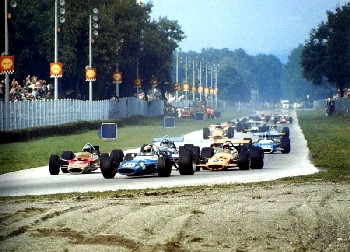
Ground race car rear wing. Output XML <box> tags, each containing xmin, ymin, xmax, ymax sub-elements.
<box><xmin>153</xmin><ymin>135</ymin><xmax>184</xmax><ymax>143</ymax></box>
<box><xmin>211</xmin><ymin>139</ymin><xmax>251</xmax><ymax>145</ymax></box>
<box><xmin>253</xmin><ymin>132</ymin><xmax>285</xmax><ymax>138</ymax></box>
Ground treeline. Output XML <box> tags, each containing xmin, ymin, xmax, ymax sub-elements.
<box><xmin>3</xmin><ymin>0</ymin><xmax>184</xmax><ymax>99</ymax></box>
<box><xmin>2</xmin><ymin>1</ymin><xmax>348</xmax><ymax>102</ymax></box>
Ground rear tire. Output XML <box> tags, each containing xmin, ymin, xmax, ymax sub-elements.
<box><xmin>236</xmin><ymin>122</ymin><xmax>242</xmax><ymax>132</ymax></box>
<box><xmin>49</xmin><ymin>155</ymin><xmax>60</xmax><ymax>175</ymax></box>
<box><xmin>250</xmin><ymin>147</ymin><xmax>264</xmax><ymax>169</ymax></box>
<box><xmin>280</xmin><ymin>138</ymin><xmax>291</xmax><ymax>154</ymax></box>
<box><xmin>203</xmin><ymin>127</ymin><xmax>210</xmax><ymax>139</ymax></box>
<box><xmin>178</xmin><ymin>149</ymin><xmax>195</xmax><ymax>175</ymax></box>
<box><xmin>227</xmin><ymin>127</ymin><xmax>234</xmax><ymax>138</ymax></box>
<box><xmin>157</xmin><ymin>156</ymin><xmax>172</xmax><ymax>177</ymax></box>
<box><xmin>100</xmin><ymin>153</ymin><xmax>115</xmax><ymax>179</ymax></box>
<box><xmin>281</xmin><ymin>127</ymin><xmax>290</xmax><ymax>138</ymax></box>
<box><xmin>110</xmin><ymin>149</ymin><xmax>124</xmax><ymax>169</ymax></box>
<box><xmin>238</xmin><ymin>150</ymin><xmax>250</xmax><ymax>170</ymax></box>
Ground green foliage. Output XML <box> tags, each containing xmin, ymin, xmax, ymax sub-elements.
<box><xmin>300</xmin><ymin>2</ymin><xmax>350</xmax><ymax>97</ymax></box>
<box><xmin>175</xmin><ymin>48</ymin><xmax>283</xmax><ymax>103</ymax></box>
<box><xmin>281</xmin><ymin>45</ymin><xmax>333</xmax><ymax>101</ymax></box>
<box><xmin>6</xmin><ymin>0</ymin><xmax>184</xmax><ymax>99</ymax></box>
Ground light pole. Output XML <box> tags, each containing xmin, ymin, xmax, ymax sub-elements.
<box><xmin>88</xmin><ymin>8</ymin><xmax>98</xmax><ymax>102</ymax></box>
<box><xmin>3</xmin><ymin>0</ymin><xmax>17</xmax><ymax>102</ymax></box>
<box><xmin>115</xmin><ymin>39</ymin><xmax>123</xmax><ymax>98</ymax></box>
<box><xmin>54</xmin><ymin>0</ymin><xmax>65</xmax><ymax>100</ymax></box>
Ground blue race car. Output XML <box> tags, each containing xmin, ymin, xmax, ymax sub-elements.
<box><xmin>253</xmin><ymin>126</ymin><xmax>290</xmax><ymax>154</ymax></box>
<box><xmin>100</xmin><ymin>135</ymin><xmax>197</xmax><ymax>178</ymax></box>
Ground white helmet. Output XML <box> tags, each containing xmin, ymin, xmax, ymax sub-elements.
<box><xmin>82</xmin><ymin>143</ymin><xmax>94</xmax><ymax>153</ymax></box>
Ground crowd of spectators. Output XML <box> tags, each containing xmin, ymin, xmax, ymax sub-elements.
<box><xmin>0</xmin><ymin>75</ymin><xmax>54</xmax><ymax>101</ymax></box>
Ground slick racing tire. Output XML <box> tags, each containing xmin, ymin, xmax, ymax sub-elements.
<box><xmin>238</xmin><ymin>150</ymin><xmax>250</xmax><ymax>170</ymax></box>
<box><xmin>110</xmin><ymin>149</ymin><xmax>124</xmax><ymax>169</ymax></box>
<box><xmin>235</xmin><ymin>122</ymin><xmax>242</xmax><ymax>132</ymax></box>
<box><xmin>203</xmin><ymin>127</ymin><xmax>210</xmax><ymax>139</ymax></box>
<box><xmin>200</xmin><ymin>147</ymin><xmax>214</xmax><ymax>170</ymax></box>
<box><xmin>280</xmin><ymin>137</ymin><xmax>291</xmax><ymax>154</ymax></box>
<box><xmin>49</xmin><ymin>154</ymin><xmax>60</xmax><ymax>175</ymax></box>
<box><xmin>250</xmin><ymin>146</ymin><xmax>264</xmax><ymax>169</ymax></box>
<box><xmin>157</xmin><ymin>156</ymin><xmax>172</xmax><ymax>177</ymax></box>
<box><xmin>281</xmin><ymin>127</ymin><xmax>290</xmax><ymax>138</ymax></box>
<box><xmin>100</xmin><ymin>153</ymin><xmax>115</xmax><ymax>179</ymax></box>
<box><xmin>60</xmin><ymin>151</ymin><xmax>74</xmax><ymax>173</ymax></box>
<box><xmin>178</xmin><ymin>149</ymin><xmax>195</xmax><ymax>175</ymax></box>
<box><xmin>227</xmin><ymin>126</ymin><xmax>234</xmax><ymax>138</ymax></box>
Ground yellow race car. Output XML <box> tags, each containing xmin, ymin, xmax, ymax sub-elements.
<box><xmin>203</xmin><ymin>123</ymin><xmax>234</xmax><ymax>139</ymax></box>
<box><xmin>197</xmin><ymin>139</ymin><xmax>264</xmax><ymax>171</ymax></box>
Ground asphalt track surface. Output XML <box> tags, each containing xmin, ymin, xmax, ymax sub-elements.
<box><xmin>0</xmin><ymin>111</ymin><xmax>318</xmax><ymax>196</ymax></box>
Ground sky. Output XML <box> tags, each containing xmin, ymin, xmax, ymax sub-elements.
<box><xmin>149</xmin><ymin>0</ymin><xmax>346</xmax><ymax>59</ymax></box>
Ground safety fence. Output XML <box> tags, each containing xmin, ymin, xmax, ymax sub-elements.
<box><xmin>0</xmin><ymin>97</ymin><xmax>164</xmax><ymax>132</ymax></box>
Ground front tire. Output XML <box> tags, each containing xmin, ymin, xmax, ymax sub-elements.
<box><xmin>49</xmin><ymin>155</ymin><xmax>60</xmax><ymax>175</ymax></box>
<box><xmin>157</xmin><ymin>156</ymin><xmax>172</xmax><ymax>177</ymax></box>
<box><xmin>100</xmin><ymin>153</ymin><xmax>115</xmax><ymax>179</ymax></box>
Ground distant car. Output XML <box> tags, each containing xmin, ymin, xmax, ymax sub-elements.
<box><xmin>179</xmin><ymin>107</ymin><xmax>194</xmax><ymax>118</ymax></box>
<box><xmin>197</xmin><ymin>139</ymin><xmax>264</xmax><ymax>171</ymax></box>
<box><xmin>100</xmin><ymin>135</ymin><xmax>198</xmax><ymax>178</ymax></box>
<box><xmin>203</xmin><ymin>123</ymin><xmax>234</xmax><ymax>139</ymax></box>
<box><xmin>274</xmin><ymin>115</ymin><xmax>293</xmax><ymax>124</ymax></box>
<box><xmin>49</xmin><ymin>143</ymin><xmax>103</xmax><ymax>175</ymax></box>
<box><xmin>253</xmin><ymin>127</ymin><xmax>291</xmax><ymax>154</ymax></box>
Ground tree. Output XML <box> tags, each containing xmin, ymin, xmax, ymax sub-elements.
<box><xmin>301</xmin><ymin>2</ymin><xmax>350</xmax><ymax>97</ymax></box>
<box><xmin>3</xmin><ymin>0</ymin><xmax>185</xmax><ymax>100</ymax></box>
<box><xmin>282</xmin><ymin>45</ymin><xmax>332</xmax><ymax>102</ymax></box>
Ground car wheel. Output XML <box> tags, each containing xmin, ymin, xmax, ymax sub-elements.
<box><xmin>227</xmin><ymin>126</ymin><xmax>234</xmax><ymax>138</ymax></box>
<box><xmin>281</xmin><ymin>127</ymin><xmax>290</xmax><ymax>138</ymax></box>
<box><xmin>178</xmin><ymin>149</ymin><xmax>195</xmax><ymax>175</ymax></box>
<box><xmin>203</xmin><ymin>127</ymin><xmax>210</xmax><ymax>139</ymax></box>
<box><xmin>49</xmin><ymin>155</ymin><xmax>60</xmax><ymax>175</ymax></box>
<box><xmin>100</xmin><ymin>153</ymin><xmax>115</xmax><ymax>178</ymax></box>
<box><xmin>280</xmin><ymin>138</ymin><xmax>291</xmax><ymax>154</ymax></box>
<box><xmin>238</xmin><ymin>150</ymin><xmax>250</xmax><ymax>170</ymax></box>
<box><xmin>236</xmin><ymin>122</ymin><xmax>242</xmax><ymax>132</ymax></box>
<box><xmin>110</xmin><ymin>149</ymin><xmax>124</xmax><ymax>169</ymax></box>
<box><xmin>157</xmin><ymin>156</ymin><xmax>172</xmax><ymax>177</ymax></box>
<box><xmin>250</xmin><ymin>147</ymin><xmax>264</xmax><ymax>169</ymax></box>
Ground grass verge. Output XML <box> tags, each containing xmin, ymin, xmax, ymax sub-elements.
<box><xmin>0</xmin><ymin>110</ymin><xmax>248</xmax><ymax>174</ymax></box>
<box><xmin>1</xmin><ymin>109</ymin><xmax>349</xmax><ymax>201</ymax></box>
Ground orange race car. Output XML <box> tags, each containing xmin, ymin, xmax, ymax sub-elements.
<box><xmin>197</xmin><ymin>139</ymin><xmax>264</xmax><ymax>171</ymax></box>
<box><xmin>203</xmin><ymin>123</ymin><xmax>234</xmax><ymax>139</ymax></box>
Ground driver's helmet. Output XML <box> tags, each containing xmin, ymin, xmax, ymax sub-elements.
<box><xmin>144</xmin><ymin>144</ymin><xmax>153</xmax><ymax>153</ymax></box>
<box><xmin>161</xmin><ymin>139</ymin><xmax>169</xmax><ymax>146</ymax></box>
<box><xmin>223</xmin><ymin>143</ymin><xmax>231</xmax><ymax>152</ymax></box>
<box><xmin>82</xmin><ymin>143</ymin><xmax>94</xmax><ymax>153</ymax></box>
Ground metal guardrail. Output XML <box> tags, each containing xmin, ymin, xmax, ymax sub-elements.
<box><xmin>0</xmin><ymin>97</ymin><xmax>164</xmax><ymax>132</ymax></box>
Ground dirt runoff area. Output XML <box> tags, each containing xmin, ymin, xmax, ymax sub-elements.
<box><xmin>0</xmin><ymin>182</ymin><xmax>349</xmax><ymax>252</ymax></box>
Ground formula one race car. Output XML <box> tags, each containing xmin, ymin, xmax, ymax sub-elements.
<box><xmin>49</xmin><ymin>143</ymin><xmax>103</xmax><ymax>175</ymax></box>
<box><xmin>100</xmin><ymin>135</ymin><xmax>199</xmax><ymax>178</ymax></box>
<box><xmin>273</xmin><ymin>114</ymin><xmax>293</xmax><ymax>124</ymax></box>
<box><xmin>197</xmin><ymin>139</ymin><xmax>264</xmax><ymax>171</ymax></box>
<box><xmin>253</xmin><ymin>126</ymin><xmax>291</xmax><ymax>154</ymax></box>
<box><xmin>203</xmin><ymin>123</ymin><xmax>234</xmax><ymax>139</ymax></box>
